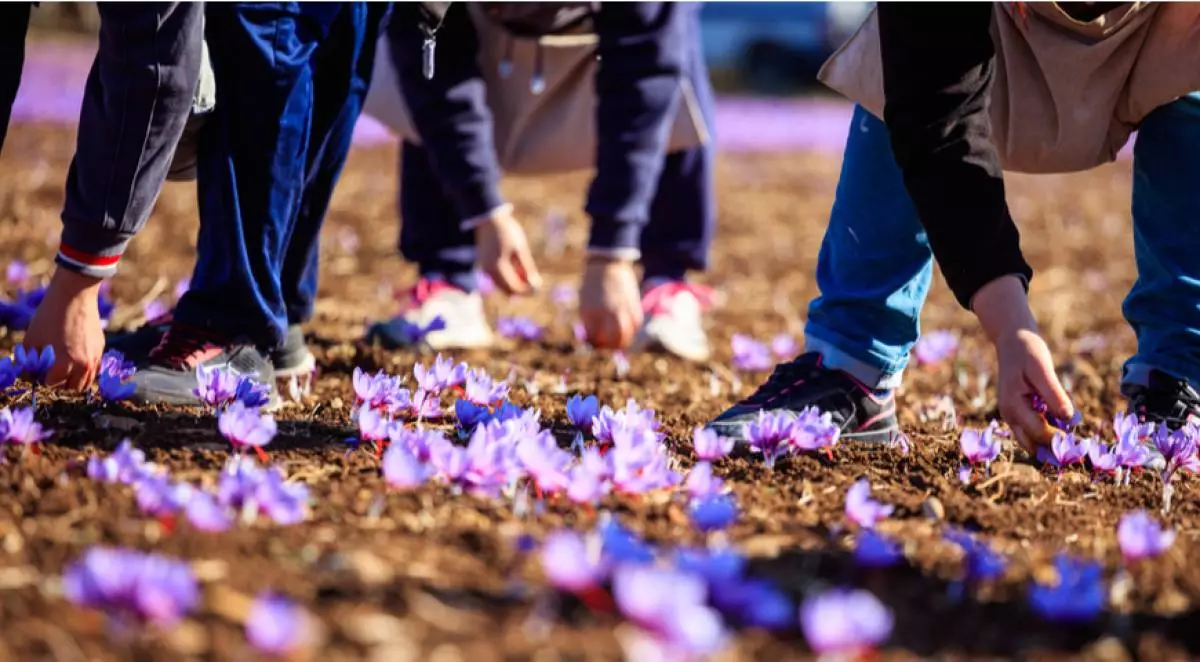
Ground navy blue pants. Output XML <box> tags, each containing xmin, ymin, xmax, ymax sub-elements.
<box><xmin>0</xmin><ymin>2</ymin><xmax>31</xmax><ymax>155</ymax></box>
<box><xmin>177</xmin><ymin>2</ymin><xmax>386</xmax><ymax>348</ymax></box>
<box><xmin>396</xmin><ymin>12</ymin><xmax>717</xmax><ymax>292</ymax></box>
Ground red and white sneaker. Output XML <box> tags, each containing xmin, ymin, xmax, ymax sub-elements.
<box><xmin>366</xmin><ymin>278</ymin><xmax>494</xmax><ymax>350</ymax></box>
<box><xmin>631</xmin><ymin>280</ymin><xmax>714</xmax><ymax>362</ymax></box>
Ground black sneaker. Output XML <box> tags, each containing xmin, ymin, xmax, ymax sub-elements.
<box><xmin>1121</xmin><ymin>369</ymin><xmax>1200</xmax><ymax>429</ymax></box>
<box><xmin>109</xmin><ymin>315</ymin><xmax>314</xmax><ymax>377</ymax></box>
<box><xmin>131</xmin><ymin>324</ymin><xmax>279</xmax><ymax>408</ymax></box>
<box><xmin>707</xmin><ymin>352</ymin><xmax>899</xmax><ymax>444</ymax></box>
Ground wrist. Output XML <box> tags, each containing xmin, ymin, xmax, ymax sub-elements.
<box><xmin>971</xmin><ymin>275</ymin><xmax>1037</xmax><ymax>343</ymax></box>
<box><xmin>48</xmin><ymin>265</ymin><xmax>103</xmax><ymax>296</ymax></box>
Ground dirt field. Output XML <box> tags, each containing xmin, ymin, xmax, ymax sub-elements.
<box><xmin>0</xmin><ymin>110</ymin><xmax>1194</xmax><ymax>662</ymax></box>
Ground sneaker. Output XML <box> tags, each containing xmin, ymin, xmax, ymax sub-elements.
<box><xmin>631</xmin><ymin>281</ymin><xmax>713</xmax><ymax>362</ymax></box>
<box><xmin>706</xmin><ymin>352</ymin><xmax>899</xmax><ymax>444</ymax></box>
<box><xmin>1121</xmin><ymin>369</ymin><xmax>1200</xmax><ymax>430</ymax></box>
<box><xmin>108</xmin><ymin>315</ymin><xmax>315</xmax><ymax>377</ymax></box>
<box><xmin>366</xmin><ymin>278</ymin><xmax>494</xmax><ymax>350</ymax></box>
<box><xmin>130</xmin><ymin>324</ymin><xmax>279</xmax><ymax>408</ymax></box>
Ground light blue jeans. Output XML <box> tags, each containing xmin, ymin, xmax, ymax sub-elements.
<box><xmin>805</xmin><ymin>94</ymin><xmax>1200</xmax><ymax>391</ymax></box>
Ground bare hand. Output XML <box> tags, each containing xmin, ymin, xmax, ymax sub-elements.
<box><xmin>579</xmin><ymin>257</ymin><xmax>643</xmax><ymax>349</ymax></box>
<box><xmin>972</xmin><ymin>275</ymin><xmax>1074</xmax><ymax>452</ymax></box>
<box><xmin>474</xmin><ymin>207</ymin><xmax>542</xmax><ymax>296</ymax></box>
<box><xmin>23</xmin><ymin>267</ymin><xmax>106</xmax><ymax>390</ymax></box>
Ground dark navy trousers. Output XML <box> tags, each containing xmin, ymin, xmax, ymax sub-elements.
<box><xmin>177</xmin><ymin>2</ymin><xmax>386</xmax><ymax>348</ymax></box>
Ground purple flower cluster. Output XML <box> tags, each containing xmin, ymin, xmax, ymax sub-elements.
<box><xmin>1117</xmin><ymin>510</ymin><xmax>1175</xmax><ymax>563</ymax></box>
<box><xmin>86</xmin><ymin>442</ymin><xmax>308</xmax><ymax>529</ymax></box>
<box><xmin>0</xmin><ymin>287</ymin><xmax>45</xmax><ymax>331</ymax></box>
<box><xmin>97</xmin><ymin>350</ymin><xmax>137</xmax><ymax>402</ymax></box>
<box><xmin>413</xmin><ymin>354</ymin><xmax>468</xmax><ymax>394</ymax></box>
<box><xmin>193</xmin><ymin>365</ymin><xmax>270</xmax><ymax>410</ymax></box>
<box><xmin>913</xmin><ymin>330</ymin><xmax>958</xmax><ymax>366</ymax></box>
<box><xmin>845</xmin><ymin>479</ymin><xmax>893</xmax><ymax>529</ymax></box>
<box><xmin>464</xmin><ymin>368</ymin><xmax>509</xmax><ymax>406</ymax></box>
<box><xmin>218</xmin><ymin>401</ymin><xmax>277</xmax><ymax>455</ymax></box>
<box><xmin>742</xmin><ymin>408</ymin><xmax>840</xmax><ymax>469</ymax></box>
<box><xmin>246</xmin><ymin>593</ymin><xmax>307</xmax><ymax>655</ymax></box>
<box><xmin>62</xmin><ymin>547</ymin><xmax>198</xmax><ymax>626</ymax></box>
<box><xmin>13</xmin><ymin>344</ymin><xmax>54</xmax><ymax>384</ymax></box>
<box><xmin>799</xmin><ymin>588</ymin><xmax>893</xmax><ymax>655</ymax></box>
<box><xmin>497</xmin><ymin>316</ymin><xmax>544</xmax><ymax>341</ymax></box>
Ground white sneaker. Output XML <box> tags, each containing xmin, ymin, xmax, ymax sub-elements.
<box><xmin>631</xmin><ymin>281</ymin><xmax>713</xmax><ymax>362</ymax></box>
<box><xmin>367</xmin><ymin>279</ymin><xmax>494</xmax><ymax>350</ymax></box>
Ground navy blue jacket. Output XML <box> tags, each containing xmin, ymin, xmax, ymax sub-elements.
<box><xmin>389</xmin><ymin>2</ymin><xmax>693</xmax><ymax>255</ymax></box>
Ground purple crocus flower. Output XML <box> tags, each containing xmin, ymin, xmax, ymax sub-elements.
<box><xmin>0</xmin><ymin>357</ymin><xmax>16</xmax><ymax>391</ymax></box>
<box><xmin>566</xmin><ymin>394</ymin><xmax>600</xmax><ymax>429</ymax></box>
<box><xmin>492</xmin><ymin>400</ymin><xmax>526</xmax><ymax>423</ymax></box>
<box><xmin>382</xmin><ymin>445</ymin><xmax>431</xmax><ymax>490</ymax></box>
<box><xmin>913</xmin><ymin>330</ymin><xmax>958</xmax><ymax>366</ymax></box>
<box><xmin>185</xmin><ymin>491</ymin><xmax>232</xmax><ymax>533</ymax></box>
<box><xmin>689</xmin><ymin>494</ymin><xmax>739</xmax><ymax>532</ymax></box>
<box><xmin>945</xmin><ymin>530</ymin><xmax>1007</xmax><ymax>582</ymax></box>
<box><xmin>674</xmin><ymin>548</ymin><xmax>746</xmax><ymax>584</ymax></box>
<box><xmin>1029</xmin><ymin>393</ymin><xmax>1082</xmax><ymax>433</ymax></box>
<box><xmin>62</xmin><ymin>547</ymin><xmax>199</xmax><ymax>627</ymax></box>
<box><xmin>1088</xmin><ymin>442</ymin><xmax>1119</xmax><ymax>476</ymax></box>
<box><xmin>0</xmin><ymin>406</ymin><xmax>51</xmax><ymax>446</ymax></box>
<box><xmin>133</xmin><ymin>473</ymin><xmax>192</xmax><ymax>517</ymax></box>
<box><xmin>408</xmin><ymin>389</ymin><xmax>442</xmax><ymax>420</ymax></box>
<box><xmin>541</xmin><ymin>531</ymin><xmax>606</xmax><ymax>592</ymax></box>
<box><xmin>567</xmin><ymin>447</ymin><xmax>612</xmax><ymax>504</ymax></box>
<box><xmin>692</xmin><ymin>427</ymin><xmax>733</xmax><ymax>461</ymax></box>
<box><xmin>352</xmin><ymin>368</ymin><xmax>400</xmax><ymax>411</ymax></box>
<box><xmin>497</xmin><ymin>316</ymin><xmax>544</xmax><ymax>341</ymax></box>
<box><xmin>790</xmin><ymin>406</ymin><xmax>841</xmax><ymax>454</ymax></box>
<box><xmin>464</xmin><ymin>369</ymin><xmax>508</xmax><ymax>406</ymax></box>
<box><xmin>1112</xmin><ymin>412</ymin><xmax>1152</xmax><ymax>471</ymax></box>
<box><xmin>234</xmin><ymin>377</ymin><xmax>271</xmax><ymax>409</ymax></box>
<box><xmin>742</xmin><ymin>410</ymin><xmax>797</xmax><ymax>469</ymax></box>
<box><xmin>1028</xmin><ymin>555</ymin><xmax>1104</xmax><ymax>623</ymax></box>
<box><xmin>246</xmin><ymin>593</ymin><xmax>305</xmax><ymax>656</ymax></box>
<box><xmin>454</xmin><ymin>399</ymin><xmax>492</xmax><ymax>429</ymax></box>
<box><xmin>413</xmin><ymin>354</ymin><xmax>468</xmax><ymax>393</ymax></box>
<box><xmin>731</xmin><ymin>334</ymin><xmax>772</xmax><ymax>372</ymax></box>
<box><xmin>87</xmin><ymin>440</ymin><xmax>150</xmax><ymax>484</ymax></box>
<box><xmin>13</xmin><ymin>344</ymin><xmax>54</xmax><ymax>383</ymax></box>
<box><xmin>1117</xmin><ymin>510</ymin><xmax>1175</xmax><ymax>563</ymax></box>
<box><xmin>960</xmin><ymin>421</ymin><xmax>1002</xmax><ymax>466</ymax></box>
<box><xmin>845</xmin><ymin>479</ymin><xmax>893</xmax><ymax>529</ymax></box>
<box><xmin>101</xmin><ymin>350</ymin><xmax>137</xmax><ymax>382</ymax></box>
<box><xmin>612</xmin><ymin>565</ymin><xmax>728</xmax><ymax>656</ymax></box>
<box><xmin>1154</xmin><ymin>424</ymin><xmax>1197</xmax><ymax>470</ymax></box>
<box><xmin>855</xmin><ymin>530</ymin><xmax>902</xmax><ymax>569</ymax></box>
<box><xmin>1037</xmin><ymin>432</ymin><xmax>1092</xmax><ymax>469</ymax></box>
<box><xmin>384</xmin><ymin>315</ymin><xmax>447</xmax><ymax>346</ymax></box>
<box><xmin>429</xmin><ymin>441</ymin><xmax>469</xmax><ymax>482</ymax></box>
<box><xmin>356</xmin><ymin>406</ymin><xmax>390</xmax><ymax>443</ymax></box>
<box><xmin>684</xmin><ymin>461</ymin><xmax>725</xmax><ymax>499</ymax></box>
<box><xmin>254</xmin><ymin>469</ymin><xmax>311</xmax><ymax>526</ymax></box>
<box><xmin>389</xmin><ymin>427</ymin><xmax>446</xmax><ymax>462</ymax></box>
<box><xmin>6</xmin><ymin>260</ymin><xmax>28</xmax><ymax>285</ymax></box>
<box><xmin>517</xmin><ymin>431</ymin><xmax>573</xmax><ymax>494</ymax></box>
<box><xmin>98</xmin><ymin>372</ymin><xmax>136</xmax><ymax>402</ymax></box>
<box><xmin>770</xmin><ymin>333</ymin><xmax>798</xmax><ymax>360</ymax></box>
<box><xmin>194</xmin><ymin>364</ymin><xmax>241</xmax><ymax>409</ymax></box>
<box><xmin>709</xmin><ymin>577</ymin><xmax>794</xmax><ymax>631</ymax></box>
<box><xmin>218</xmin><ymin>402</ymin><xmax>277</xmax><ymax>451</ymax></box>
<box><xmin>800</xmin><ymin>588</ymin><xmax>893</xmax><ymax>655</ymax></box>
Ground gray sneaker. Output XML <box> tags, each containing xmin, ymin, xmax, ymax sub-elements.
<box><xmin>130</xmin><ymin>324</ymin><xmax>279</xmax><ymax>409</ymax></box>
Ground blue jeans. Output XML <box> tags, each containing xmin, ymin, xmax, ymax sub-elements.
<box><xmin>177</xmin><ymin>2</ymin><xmax>386</xmax><ymax>348</ymax></box>
<box><xmin>806</xmin><ymin>95</ymin><xmax>1200</xmax><ymax>390</ymax></box>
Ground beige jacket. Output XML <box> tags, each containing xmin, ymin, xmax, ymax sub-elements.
<box><xmin>818</xmin><ymin>3</ymin><xmax>1200</xmax><ymax>173</ymax></box>
<box><xmin>364</xmin><ymin>5</ymin><xmax>708</xmax><ymax>176</ymax></box>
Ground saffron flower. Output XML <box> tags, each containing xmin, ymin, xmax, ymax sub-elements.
<box><xmin>383</xmin><ymin>315</ymin><xmax>446</xmax><ymax>346</ymax></box>
<box><xmin>800</xmin><ymin>588</ymin><xmax>893</xmax><ymax>655</ymax></box>
<box><xmin>101</xmin><ymin>350</ymin><xmax>137</xmax><ymax>381</ymax></box>
<box><xmin>185</xmin><ymin>491</ymin><xmax>232</xmax><ymax>533</ymax></box>
<box><xmin>845</xmin><ymin>479</ymin><xmax>893</xmax><ymax>529</ymax></box>
<box><xmin>854</xmin><ymin>530</ymin><xmax>902</xmax><ymax>568</ymax></box>
<box><xmin>87</xmin><ymin>440</ymin><xmax>150</xmax><ymax>484</ymax></box>
<box><xmin>218</xmin><ymin>402</ymin><xmax>277</xmax><ymax>453</ymax></box>
<box><xmin>710</xmin><ymin>577</ymin><xmax>794</xmax><ymax>631</ymax></box>
<box><xmin>945</xmin><ymin>530</ymin><xmax>1007</xmax><ymax>582</ymax></box>
<box><xmin>566</xmin><ymin>394</ymin><xmax>600</xmax><ymax>429</ymax></box>
<box><xmin>612</xmin><ymin>565</ymin><xmax>728</xmax><ymax>656</ymax></box>
<box><xmin>1117</xmin><ymin>510</ymin><xmax>1175</xmax><ymax>563</ymax></box>
<box><xmin>194</xmin><ymin>364</ymin><xmax>241</xmax><ymax>409</ymax></box>
<box><xmin>352</xmin><ymin>367</ymin><xmax>403</xmax><ymax>411</ymax></box>
<box><xmin>1088</xmin><ymin>442</ymin><xmax>1119</xmax><ymax>476</ymax></box>
<box><xmin>454</xmin><ymin>399</ymin><xmax>492</xmax><ymax>429</ymax></box>
<box><xmin>464</xmin><ymin>369</ymin><xmax>508</xmax><ymax>406</ymax></box>
<box><xmin>1112</xmin><ymin>412</ymin><xmax>1152</xmax><ymax>474</ymax></box>
<box><xmin>62</xmin><ymin>547</ymin><xmax>199</xmax><ymax>627</ymax></box>
<box><xmin>789</xmin><ymin>406</ymin><xmax>841</xmax><ymax>454</ymax></box>
<box><xmin>0</xmin><ymin>357</ymin><xmax>16</xmax><ymax>391</ymax></box>
<box><xmin>13</xmin><ymin>344</ymin><xmax>54</xmax><ymax>383</ymax></box>
<box><xmin>541</xmin><ymin>531</ymin><xmax>606</xmax><ymax>592</ymax></box>
<box><xmin>98</xmin><ymin>372</ymin><xmax>136</xmax><ymax>402</ymax></box>
<box><xmin>567</xmin><ymin>447</ymin><xmax>612</xmax><ymax>504</ymax></box>
<box><xmin>692</xmin><ymin>426</ymin><xmax>733</xmax><ymax>461</ymax></box>
<box><xmin>960</xmin><ymin>422</ymin><xmax>1002</xmax><ymax>466</ymax></box>
<box><xmin>913</xmin><ymin>330</ymin><xmax>958</xmax><ymax>366</ymax></box>
<box><xmin>743</xmin><ymin>410</ymin><xmax>797</xmax><ymax>469</ymax></box>
<box><xmin>497</xmin><ymin>316</ymin><xmax>544</xmax><ymax>341</ymax></box>
<box><xmin>517</xmin><ymin>431</ymin><xmax>573</xmax><ymax>494</ymax></box>
<box><xmin>246</xmin><ymin>593</ymin><xmax>306</xmax><ymax>656</ymax></box>
<box><xmin>356</xmin><ymin>406</ymin><xmax>390</xmax><ymax>443</ymax></box>
<box><xmin>731</xmin><ymin>334</ymin><xmax>772</xmax><ymax>372</ymax></box>
<box><xmin>689</xmin><ymin>494</ymin><xmax>739</xmax><ymax>532</ymax></box>
<box><xmin>1029</xmin><ymin>393</ymin><xmax>1082</xmax><ymax>432</ymax></box>
<box><xmin>771</xmin><ymin>333</ymin><xmax>798</xmax><ymax>359</ymax></box>
<box><xmin>1028</xmin><ymin>555</ymin><xmax>1105</xmax><ymax>623</ymax></box>
<box><xmin>235</xmin><ymin>377</ymin><xmax>271</xmax><ymax>408</ymax></box>
<box><xmin>413</xmin><ymin>354</ymin><xmax>468</xmax><ymax>393</ymax></box>
<box><xmin>684</xmin><ymin>461</ymin><xmax>725</xmax><ymax>499</ymax></box>
<box><xmin>1037</xmin><ymin>432</ymin><xmax>1092</xmax><ymax>469</ymax></box>
<box><xmin>381</xmin><ymin>445</ymin><xmax>431</xmax><ymax>489</ymax></box>
<box><xmin>0</xmin><ymin>406</ymin><xmax>51</xmax><ymax>446</ymax></box>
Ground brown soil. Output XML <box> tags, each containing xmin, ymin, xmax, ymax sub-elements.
<box><xmin>0</xmin><ymin>121</ymin><xmax>1195</xmax><ymax>662</ymax></box>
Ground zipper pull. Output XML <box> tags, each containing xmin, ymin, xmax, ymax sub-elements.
<box><xmin>423</xmin><ymin>35</ymin><xmax>437</xmax><ymax>80</ymax></box>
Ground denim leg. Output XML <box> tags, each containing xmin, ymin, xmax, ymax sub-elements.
<box><xmin>1122</xmin><ymin>92</ymin><xmax>1200</xmax><ymax>388</ymax></box>
<box><xmin>178</xmin><ymin>3</ymin><xmax>338</xmax><ymax>348</ymax></box>
<box><xmin>804</xmin><ymin>105</ymin><xmax>933</xmax><ymax>390</ymax></box>
<box><xmin>281</xmin><ymin>2</ymin><xmax>388</xmax><ymax>326</ymax></box>
<box><xmin>640</xmin><ymin>5</ymin><xmax>715</xmax><ymax>283</ymax></box>
<box><xmin>397</xmin><ymin>141</ymin><xmax>478</xmax><ymax>292</ymax></box>
<box><xmin>0</xmin><ymin>2</ymin><xmax>30</xmax><ymax>155</ymax></box>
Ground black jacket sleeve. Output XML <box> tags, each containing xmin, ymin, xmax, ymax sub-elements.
<box><xmin>877</xmin><ymin>3</ymin><xmax>1032</xmax><ymax>308</ymax></box>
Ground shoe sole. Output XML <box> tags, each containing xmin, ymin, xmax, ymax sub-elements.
<box><xmin>709</xmin><ymin>420</ymin><xmax>901</xmax><ymax>448</ymax></box>
<box><xmin>630</xmin><ymin>332</ymin><xmax>711</xmax><ymax>363</ymax></box>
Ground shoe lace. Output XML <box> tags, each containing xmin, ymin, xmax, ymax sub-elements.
<box><xmin>396</xmin><ymin>278</ymin><xmax>463</xmax><ymax>311</ymax></box>
<box><xmin>148</xmin><ymin>324</ymin><xmax>225</xmax><ymax>369</ymax></box>
<box><xmin>641</xmin><ymin>282</ymin><xmax>715</xmax><ymax>317</ymax></box>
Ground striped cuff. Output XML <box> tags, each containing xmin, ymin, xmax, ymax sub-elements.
<box><xmin>56</xmin><ymin>243</ymin><xmax>123</xmax><ymax>279</ymax></box>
